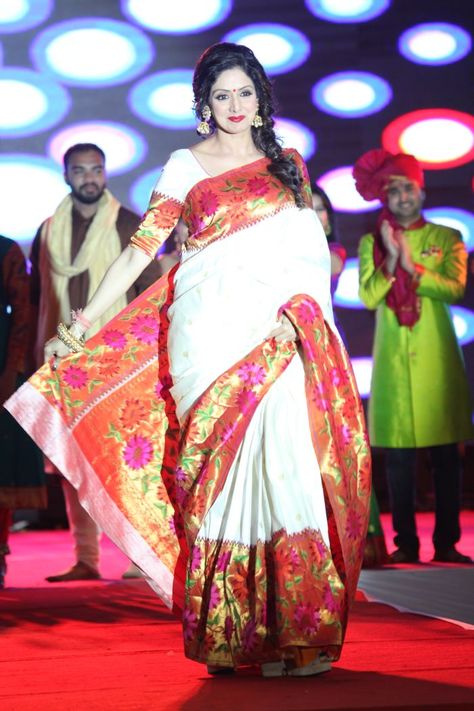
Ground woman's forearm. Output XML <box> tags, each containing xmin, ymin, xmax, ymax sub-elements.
<box><xmin>81</xmin><ymin>246</ymin><xmax>152</xmax><ymax>328</ymax></box>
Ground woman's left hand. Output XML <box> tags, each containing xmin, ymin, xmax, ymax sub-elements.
<box><xmin>268</xmin><ymin>314</ymin><xmax>298</xmax><ymax>342</ymax></box>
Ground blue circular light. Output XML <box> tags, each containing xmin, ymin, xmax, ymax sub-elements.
<box><xmin>305</xmin><ymin>0</ymin><xmax>390</xmax><ymax>23</ymax></box>
<box><xmin>0</xmin><ymin>0</ymin><xmax>53</xmax><ymax>33</ymax></box>
<box><xmin>274</xmin><ymin>118</ymin><xmax>316</xmax><ymax>161</ymax></box>
<box><xmin>399</xmin><ymin>23</ymin><xmax>472</xmax><ymax>66</ymax></box>
<box><xmin>333</xmin><ymin>257</ymin><xmax>363</xmax><ymax>309</ymax></box>
<box><xmin>130</xmin><ymin>167</ymin><xmax>163</xmax><ymax>214</ymax></box>
<box><xmin>424</xmin><ymin>207</ymin><xmax>474</xmax><ymax>253</ymax></box>
<box><xmin>0</xmin><ymin>67</ymin><xmax>70</xmax><ymax>137</ymax></box>
<box><xmin>30</xmin><ymin>18</ymin><xmax>154</xmax><ymax>87</ymax></box>
<box><xmin>451</xmin><ymin>306</ymin><xmax>474</xmax><ymax>347</ymax></box>
<box><xmin>121</xmin><ymin>0</ymin><xmax>233</xmax><ymax>34</ymax></box>
<box><xmin>129</xmin><ymin>69</ymin><xmax>195</xmax><ymax>129</ymax></box>
<box><xmin>312</xmin><ymin>71</ymin><xmax>392</xmax><ymax>118</ymax></box>
<box><xmin>223</xmin><ymin>23</ymin><xmax>311</xmax><ymax>75</ymax></box>
<box><xmin>0</xmin><ymin>154</ymin><xmax>68</xmax><ymax>242</ymax></box>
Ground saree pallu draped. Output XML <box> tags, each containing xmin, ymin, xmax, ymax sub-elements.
<box><xmin>6</xmin><ymin>206</ymin><xmax>370</xmax><ymax>667</ymax></box>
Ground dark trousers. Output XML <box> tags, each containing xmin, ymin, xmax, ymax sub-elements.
<box><xmin>386</xmin><ymin>444</ymin><xmax>462</xmax><ymax>554</ymax></box>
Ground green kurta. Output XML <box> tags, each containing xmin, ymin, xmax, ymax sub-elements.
<box><xmin>359</xmin><ymin>221</ymin><xmax>473</xmax><ymax>448</ymax></box>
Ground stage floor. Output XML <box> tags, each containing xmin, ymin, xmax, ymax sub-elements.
<box><xmin>1</xmin><ymin>513</ymin><xmax>473</xmax><ymax>710</ymax></box>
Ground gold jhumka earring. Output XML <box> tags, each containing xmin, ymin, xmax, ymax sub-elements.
<box><xmin>197</xmin><ymin>105</ymin><xmax>212</xmax><ymax>135</ymax></box>
<box><xmin>252</xmin><ymin>112</ymin><xmax>263</xmax><ymax>128</ymax></box>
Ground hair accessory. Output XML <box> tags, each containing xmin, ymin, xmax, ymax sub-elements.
<box><xmin>197</xmin><ymin>105</ymin><xmax>212</xmax><ymax>135</ymax></box>
<box><xmin>252</xmin><ymin>112</ymin><xmax>263</xmax><ymax>128</ymax></box>
<box><xmin>57</xmin><ymin>323</ymin><xmax>85</xmax><ymax>353</ymax></box>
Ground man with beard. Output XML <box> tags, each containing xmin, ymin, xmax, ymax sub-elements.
<box><xmin>355</xmin><ymin>148</ymin><xmax>472</xmax><ymax>565</ymax></box>
<box><xmin>29</xmin><ymin>143</ymin><xmax>160</xmax><ymax>582</ymax></box>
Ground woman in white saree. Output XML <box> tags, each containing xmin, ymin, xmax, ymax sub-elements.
<box><xmin>6</xmin><ymin>43</ymin><xmax>370</xmax><ymax>677</ymax></box>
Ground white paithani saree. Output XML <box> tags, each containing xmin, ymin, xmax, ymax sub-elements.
<box><xmin>6</xmin><ymin>148</ymin><xmax>370</xmax><ymax>667</ymax></box>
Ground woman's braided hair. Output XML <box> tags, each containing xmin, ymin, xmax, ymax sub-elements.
<box><xmin>193</xmin><ymin>42</ymin><xmax>306</xmax><ymax>208</ymax></box>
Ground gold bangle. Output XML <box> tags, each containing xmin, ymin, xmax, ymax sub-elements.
<box><xmin>57</xmin><ymin>322</ymin><xmax>85</xmax><ymax>353</ymax></box>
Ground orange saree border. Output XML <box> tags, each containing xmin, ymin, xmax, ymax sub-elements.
<box><xmin>6</xmin><ymin>283</ymin><xmax>370</xmax><ymax>622</ymax></box>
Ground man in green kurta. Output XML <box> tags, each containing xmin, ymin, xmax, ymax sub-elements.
<box><xmin>354</xmin><ymin>148</ymin><xmax>472</xmax><ymax>565</ymax></box>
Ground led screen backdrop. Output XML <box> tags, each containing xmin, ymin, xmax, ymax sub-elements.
<box><xmin>0</xmin><ymin>0</ymin><xmax>473</xmax><ymax>398</ymax></box>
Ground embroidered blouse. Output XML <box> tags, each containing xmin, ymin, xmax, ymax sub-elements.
<box><xmin>130</xmin><ymin>148</ymin><xmax>312</xmax><ymax>258</ymax></box>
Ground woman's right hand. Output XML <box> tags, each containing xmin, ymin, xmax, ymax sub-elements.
<box><xmin>44</xmin><ymin>336</ymin><xmax>70</xmax><ymax>369</ymax></box>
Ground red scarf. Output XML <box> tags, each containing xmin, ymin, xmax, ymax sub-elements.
<box><xmin>373</xmin><ymin>210</ymin><xmax>425</xmax><ymax>327</ymax></box>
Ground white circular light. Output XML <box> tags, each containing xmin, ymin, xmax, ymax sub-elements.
<box><xmin>149</xmin><ymin>84</ymin><xmax>194</xmax><ymax>120</ymax></box>
<box><xmin>325</xmin><ymin>80</ymin><xmax>375</xmax><ymax>111</ymax></box>
<box><xmin>424</xmin><ymin>207</ymin><xmax>474</xmax><ymax>252</ymax></box>
<box><xmin>318</xmin><ymin>166</ymin><xmax>380</xmax><ymax>212</ymax></box>
<box><xmin>409</xmin><ymin>31</ymin><xmax>456</xmax><ymax>60</ymax></box>
<box><xmin>31</xmin><ymin>18</ymin><xmax>154</xmax><ymax>86</ymax></box>
<box><xmin>400</xmin><ymin>119</ymin><xmax>473</xmax><ymax>164</ymax></box>
<box><xmin>451</xmin><ymin>307</ymin><xmax>474</xmax><ymax>346</ymax></box>
<box><xmin>333</xmin><ymin>257</ymin><xmax>363</xmax><ymax>308</ymax></box>
<box><xmin>129</xmin><ymin>69</ymin><xmax>195</xmax><ymax>129</ymax></box>
<box><xmin>305</xmin><ymin>0</ymin><xmax>390</xmax><ymax>23</ymax></box>
<box><xmin>350</xmin><ymin>357</ymin><xmax>373</xmax><ymax>399</ymax></box>
<box><xmin>122</xmin><ymin>0</ymin><xmax>232</xmax><ymax>34</ymax></box>
<box><xmin>0</xmin><ymin>156</ymin><xmax>68</xmax><ymax>242</ymax></box>
<box><xmin>0</xmin><ymin>79</ymin><xmax>47</xmax><ymax>128</ymax></box>
<box><xmin>274</xmin><ymin>118</ymin><xmax>316</xmax><ymax>161</ymax></box>
<box><xmin>0</xmin><ymin>0</ymin><xmax>52</xmax><ymax>33</ymax></box>
<box><xmin>47</xmin><ymin>122</ymin><xmax>147</xmax><ymax>176</ymax></box>
<box><xmin>47</xmin><ymin>30</ymin><xmax>136</xmax><ymax>81</ymax></box>
<box><xmin>223</xmin><ymin>23</ymin><xmax>310</xmax><ymax>75</ymax></box>
<box><xmin>399</xmin><ymin>23</ymin><xmax>472</xmax><ymax>65</ymax></box>
<box><xmin>312</xmin><ymin>71</ymin><xmax>392</xmax><ymax>117</ymax></box>
<box><xmin>0</xmin><ymin>68</ymin><xmax>70</xmax><ymax>136</ymax></box>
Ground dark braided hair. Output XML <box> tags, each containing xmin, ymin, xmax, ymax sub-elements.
<box><xmin>192</xmin><ymin>42</ymin><xmax>306</xmax><ymax>208</ymax></box>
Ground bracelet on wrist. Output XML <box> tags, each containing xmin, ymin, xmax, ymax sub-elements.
<box><xmin>57</xmin><ymin>322</ymin><xmax>85</xmax><ymax>353</ymax></box>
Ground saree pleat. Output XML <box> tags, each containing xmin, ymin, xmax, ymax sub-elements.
<box><xmin>6</xmin><ymin>152</ymin><xmax>370</xmax><ymax>667</ymax></box>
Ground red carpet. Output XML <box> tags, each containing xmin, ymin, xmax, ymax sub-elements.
<box><xmin>1</xmin><ymin>515</ymin><xmax>473</xmax><ymax>710</ymax></box>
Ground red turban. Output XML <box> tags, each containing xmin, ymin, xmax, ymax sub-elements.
<box><xmin>353</xmin><ymin>148</ymin><xmax>424</xmax><ymax>202</ymax></box>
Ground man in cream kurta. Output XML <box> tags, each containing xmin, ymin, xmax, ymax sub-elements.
<box><xmin>29</xmin><ymin>143</ymin><xmax>160</xmax><ymax>582</ymax></box>
<box><xmin>354</xmin><ymin>148</ymin><xmax>472</xmax><ymax>566</ymax></box>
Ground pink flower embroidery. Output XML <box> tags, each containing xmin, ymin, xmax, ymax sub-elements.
<box><xmin>290</xmin><ymin>547</ymin><xmax>301</xmax><ymax>569</ymax></box>
<box><xmin>199</xmin><ymin>190</ymin><xmax>219</xmax><ymax>216</ymax></box>
<box><xmin>216</xmin><ymin>550</ymin><xmax>231</xmax><ymax>572</ymax></box>
<box><xmin>237</xmin><ymin>388</ymin><xmax>258</xmax><ymax>414</ymax></box>
<box><xmin>62</xmin><ymin>365</ymin><xmax>88</xmax><ymax>389</ymax></box>
<box><xmin>337</xmin><ymin>424</ymin><xmax>352</xmax><ymax>448</ymax></box>
<box><xmin>130</xmin><ymin>315</ymin><xmax>159</xmax><ymax>344</ymax></box>
<box><xmin>345</xmin><ymin>509</ymin><xmax>362</xmax><ymax>540</ymax></box>
<box><xmin>294</xmin><ymin>602</ymin><xmax>321</xmax><ymax>636</ymax></box>
<box><xmin>221</xmin><ymin>422</ymin><xmax>237</xmax><ymax>444</ymax></box>
<box><xmin>123</xmin><ymin>435</ymin><xmax>153</xmax><ymax>469</ymax></box>
<box><xmin>190</xmin><ymin>546</ymin><xmax>202</xmax><ymax>573</ymax></box>
<box><xmin>183</xmin><ymin>608</ymin><xmax>198</xmax><ymax>642</ymax></box>
<box><xmin>297</xmin><ymin>300</ymin><xmax>318</xmax><ymax>324</ymax></box>
<box><xmin>247</xmin><ymin>176</ymin><xmax>269</xmax><ymax>196</ymax></box>
<box><xmin>189</xmin><ymin>213</ymin><xmax>206</xmax><ymax>235</ymax></box>
<box><xmin>241</xmin><ymin>618</ymin><xmax>259</xmax><ymax>654</ymax></box>
<box><xmin>175</xmin><ymin>467</ymin><xmax>187</xmax><ymax>483</ymax></box>
<box><xmin>323</xmin><ymin>585</ymin><xmax>340</xmax><ymax>615</ymax></box>
<box><xmin>312</xmin><ymin>382</ymin><xmax>329</xmax><ymax>411</ymax></box>
<box><xmin>102</xmin><ymin>329</ymin><xmax>127</xmax><ymax>350</ymax></box>
<box><xmin>209</xmin><ymin>583</ymin><xmax>220</xmax><ymax>610</ymax></box>
<box><xmin>237</xmin><ymin>362</ymin><xmax>266</xmax><ymax>386</ymax></box>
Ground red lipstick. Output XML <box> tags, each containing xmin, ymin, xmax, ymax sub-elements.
<box><xmin>229</xmin><ymin>115</ymin><xmax>245</xmax><ymax>122</ymax></box>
